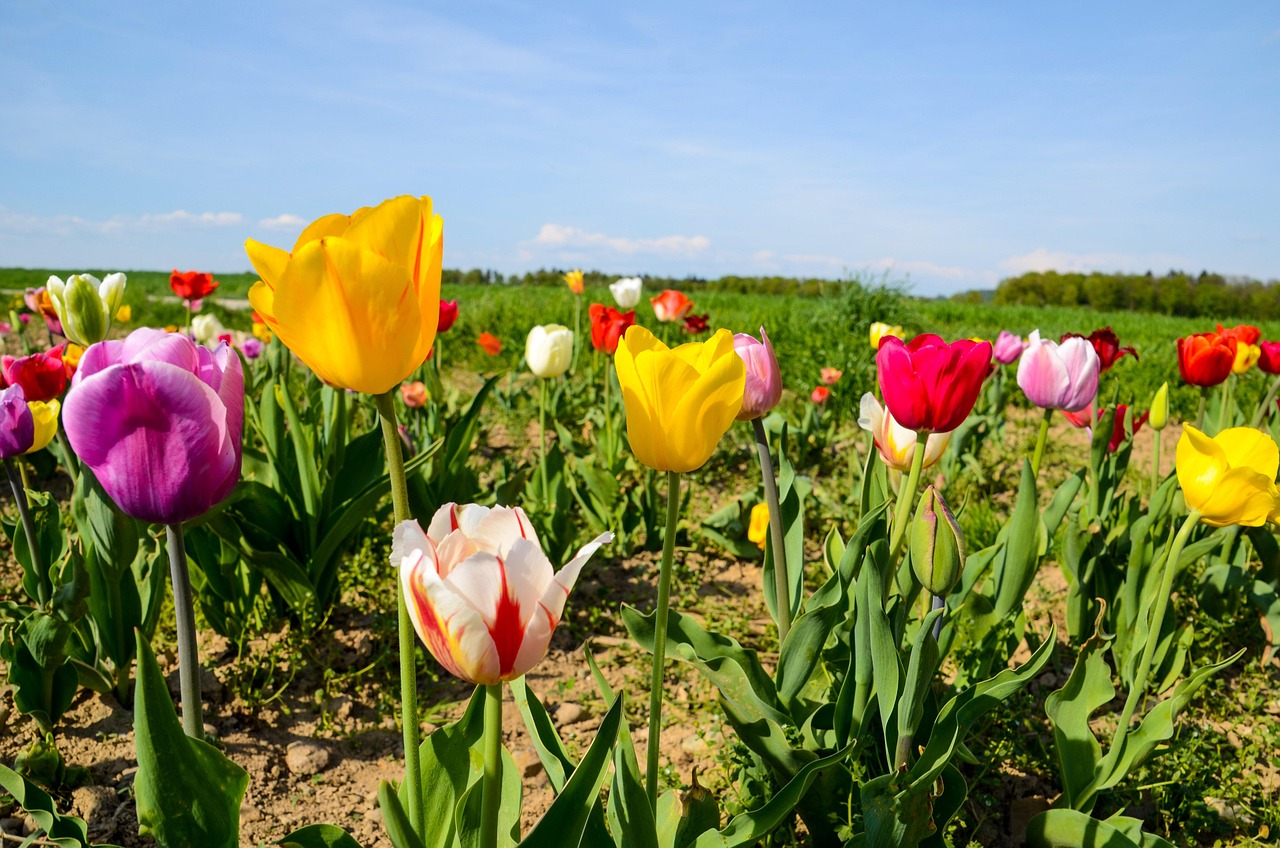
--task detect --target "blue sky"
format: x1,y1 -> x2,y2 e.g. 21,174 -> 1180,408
1,1 -> 1277,295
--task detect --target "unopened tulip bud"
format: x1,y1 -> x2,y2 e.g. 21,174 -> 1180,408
733,328 -> 782,420
910,486 -> 965,596
46,272 -> 126,346
1150,382 -> 1169,431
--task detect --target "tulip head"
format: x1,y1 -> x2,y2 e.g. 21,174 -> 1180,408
564,269 -> 585,295
395,503 -> 612,685
1259,342 -> 1280,375
1061,327 -> 1136,373
1100,405 -> 1149,452
191,313 -> 228,347
748,503 -> 769,550
993,331 -> 1027,365
3,347 -> 68,403
438,299 -> 459,333
682,313 -> 710,335
610,277 -> 643,309
869,322 -> 904,349
525,324 -> 573,379
811,385 -> 830,404
733,328 -> 782,421
1177,333 -> 1236,387
245,195 -> 443,395
401,381 -> 428,408
650,290 -> 694,323
1217,323 -> 1261,346
0,385 -> 35,459
858,393 -> 950,472
910,486 -> 965,596
477,332 -> 503,356
45,273 -> 126,347
242,337 -> 265,360
1150,382 -> 1169,430
615,326 -> 745,473
1016,330 -> 1099,412
1176,425 -> 1280,527
25,287 -> 63,336
26,400 -> 59,455
877,334 -> 993,433
170,270 -> 219,302
589,304 -> 636,355
820,367 -> 843,385
1233,343 -> 1261,375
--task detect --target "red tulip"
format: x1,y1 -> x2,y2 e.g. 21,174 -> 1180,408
477,332 -> 502,356
438,300 -> 459,333
1099,405 -> 1149,452
682,313 -> 710,334
650,290 -> 694,323
170,269 -> 219,301
1061,326 -> 1136,373
1259,341 -> 1280,375
588,304 -> 635,355
1177,333 -> 1236,387
876,334 -> 992,433
2,346 -> 68,402
1217,323 -> 1261,346
820,367 -> 843,385
811,386 -> 830,404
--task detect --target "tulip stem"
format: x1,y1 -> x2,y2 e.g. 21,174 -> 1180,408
571,295 -> 583,376
374,391 -> 423,836
1150,433 -> 1161,505
56,428 -> 79,483
1250,374 -> 1280,428
1197,387 -> 1208,432
646,470 -> 681,811
481,683 -> 503,848
4,458 -> 47,606
538,379 -> 550,505
1030,407 -> 1053,477
1219,377 -> 1233,434
165,524 -> 202,738
888,432 -> 929,566
603,358 -> 614,461
752,418 -> 791,643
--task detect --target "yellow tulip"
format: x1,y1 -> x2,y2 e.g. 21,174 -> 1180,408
1176,425 -> 1280,526
748,502 -> 770,550
869,321 -> 904,348
564,269 -> 584,295
244,195 -> 443,395
1232,343 -> 1261,375
614,326 -> 745,472
115,304 -> 132,323
26,400 -> 59,454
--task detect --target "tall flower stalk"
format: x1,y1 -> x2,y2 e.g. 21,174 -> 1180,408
646,470 -> 681,805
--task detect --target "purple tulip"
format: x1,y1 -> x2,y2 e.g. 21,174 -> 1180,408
993,330 -> 1027,365
0,385 -> 35,459
1016,330 -> 1099,412
64,328 -> 243,524
734,327 -> 783,421
242,337 -> 265,360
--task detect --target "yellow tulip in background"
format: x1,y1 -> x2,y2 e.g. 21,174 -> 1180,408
615,326 -> 746,473
869,321 -> 904,348
1232,343 -> 1261,375
244,195 -> 443,395
1176,425 -> 1280,526
748,502 -> 770,550
26,400 -> 59,455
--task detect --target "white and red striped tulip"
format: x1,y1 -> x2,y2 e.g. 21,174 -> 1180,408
394,503 -> 612,685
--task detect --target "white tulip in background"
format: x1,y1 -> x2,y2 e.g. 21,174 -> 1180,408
609,276 -> 643,309
526,324 -> 573,378
191,313 -> 228,346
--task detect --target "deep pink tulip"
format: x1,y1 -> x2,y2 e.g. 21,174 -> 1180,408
733,327 -> 782,421
64,328 -> 243,525
1016,330 -> 1099,412
876,334 -> 992,433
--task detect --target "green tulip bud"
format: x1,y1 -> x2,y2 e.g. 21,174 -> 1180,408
46,272 -> 126,346
909,486 -> 965,596
1150,381 -> 1169,430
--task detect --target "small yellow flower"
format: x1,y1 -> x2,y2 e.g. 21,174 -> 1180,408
870,322 -> 904,349
1176,425 -> 1280,526
252,319 -> 273,343
564,269 -> 584,295
26,400 -> 59,454
748,503 -> 770,550
164,324 -> 178,334
1232,343 -> 1261,375
1150,382 -> 1169,430
115,304 -> 132,323
614,326 -> 745,473
63,344 -> 84,371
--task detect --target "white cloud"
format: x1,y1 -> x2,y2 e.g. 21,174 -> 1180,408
529,223 -> 710,256
0,206 -> 245,237
259,214 -> 306,230
863,257 -> 971,280
999,247 -> 1187,276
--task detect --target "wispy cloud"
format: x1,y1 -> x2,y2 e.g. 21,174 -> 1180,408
999,247 -> 1188,276
258,214 -> 306,230
0,206 -> 244,238
528,223 -> 711,256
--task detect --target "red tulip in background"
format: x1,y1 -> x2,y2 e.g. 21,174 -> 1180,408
811,386 -> 830,404
477,332 -> 502,355
1061,326 -> 1136,373
438,300 -> 459,333
876,334 -> 993,433
1216,323 -> 1261,346
2,346 -> 68,402
1100,405 -> 1149,452
683,313 -> 710,334
170,269 -> 219,301
1258,341 -> 1280,375
1177,333 -> 1236,387
588,304 -> 636,354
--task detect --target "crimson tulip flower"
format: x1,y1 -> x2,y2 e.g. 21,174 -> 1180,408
438,300 -> 459,333
1177,333 -> 1236,387
1061,326 -> 1136,372
682,313 -> 710,334
2,346 -> 68,402
588,304 -> 636,355
1217,323 -> 1261,346
169,269 -> 219,301
477,332 -> 502,355
1100,405 -> 1149,452
1258,341 -> 1280,375
876,334 -> 993,433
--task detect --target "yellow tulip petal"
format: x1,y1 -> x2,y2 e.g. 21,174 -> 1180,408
1216,426 -> 1279,481
620,325 -> 668,357
343,195 -> 423,267
247,280 -> 278,325
410,212 -> 444,365
668,348 -> 746,471
292,213 -> 350,251
244,239 -> 290,289
634,349 -> 701,470
1176,425 -> 1229,507
1195,467 -> 1280,527
26,400 -> 59,454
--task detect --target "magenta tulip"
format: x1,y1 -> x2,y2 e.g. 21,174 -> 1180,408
993,331 -> 1027,365
63,328 -> 243,524
0,385 -> 35,459
734,327 -> 782,421
1016,330 -> 1099,412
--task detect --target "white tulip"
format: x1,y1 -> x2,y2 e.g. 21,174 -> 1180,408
609,276 -> 643,309
525,324 -> 573,378
191,313 -> 228,346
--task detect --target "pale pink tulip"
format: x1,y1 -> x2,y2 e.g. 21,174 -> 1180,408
858,393 -> 950,472
1016,330 -> 1099,412
993,331 -> 1027,365
733,327 -> 782,421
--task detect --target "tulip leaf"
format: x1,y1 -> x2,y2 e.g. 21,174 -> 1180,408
1043,610 -> 1114,809
992,460 -> 1041,619
0,761 -> 122,848
1026,810 -> 1175,848
761,425 -> 809,629
1044,469 -> 1086,538
896,607 -> 944,763
132,631 -> 248,848
380,781 -> 428,848
279,824 -> 368,848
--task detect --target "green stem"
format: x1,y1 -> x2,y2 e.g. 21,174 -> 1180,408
165,524 -> 202,738
1250,374 -> 1280,428
375,391 -> 423,835
603,357 -> 614,460
571,296 -> 582,375
752,417 -> 791,643
888,432 -> 929,564
56,427 -> 79,483
1197,387 -> 1208,432
646,470 -> 681,810
4,458 -> 47,605
538,378 -> 550,504
481,683 -> 503,848
1219,377 -> 1233,433
1030,407 -> 1053,477
1150,432 -> 1161,506
108,570 -> 130,705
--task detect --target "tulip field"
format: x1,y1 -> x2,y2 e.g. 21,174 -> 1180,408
0,199 -> 1278,848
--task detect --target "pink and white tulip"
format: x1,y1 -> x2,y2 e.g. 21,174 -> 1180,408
858,393 -> 950,472
395,503 -> 611,685
1015,330 -> 1099,412
733,327 -> 782,421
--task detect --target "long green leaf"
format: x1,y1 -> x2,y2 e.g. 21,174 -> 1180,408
278,824 -> 367,848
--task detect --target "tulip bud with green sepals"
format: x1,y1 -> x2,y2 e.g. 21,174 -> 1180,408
1150,381 -> 1169,430
909,485 -> 965,595
45,272 -> 126,346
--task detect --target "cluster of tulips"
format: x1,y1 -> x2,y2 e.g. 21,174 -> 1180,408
1,191 -> 1277,848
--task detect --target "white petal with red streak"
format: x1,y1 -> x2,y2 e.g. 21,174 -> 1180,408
399,537 -> 500,684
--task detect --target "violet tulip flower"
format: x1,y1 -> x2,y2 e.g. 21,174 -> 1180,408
1016,330 -> 1099,412
993,331 -> 1027,365
0,385 -> 35,458
63,328 -> 244,525
734,328 -> 782,421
